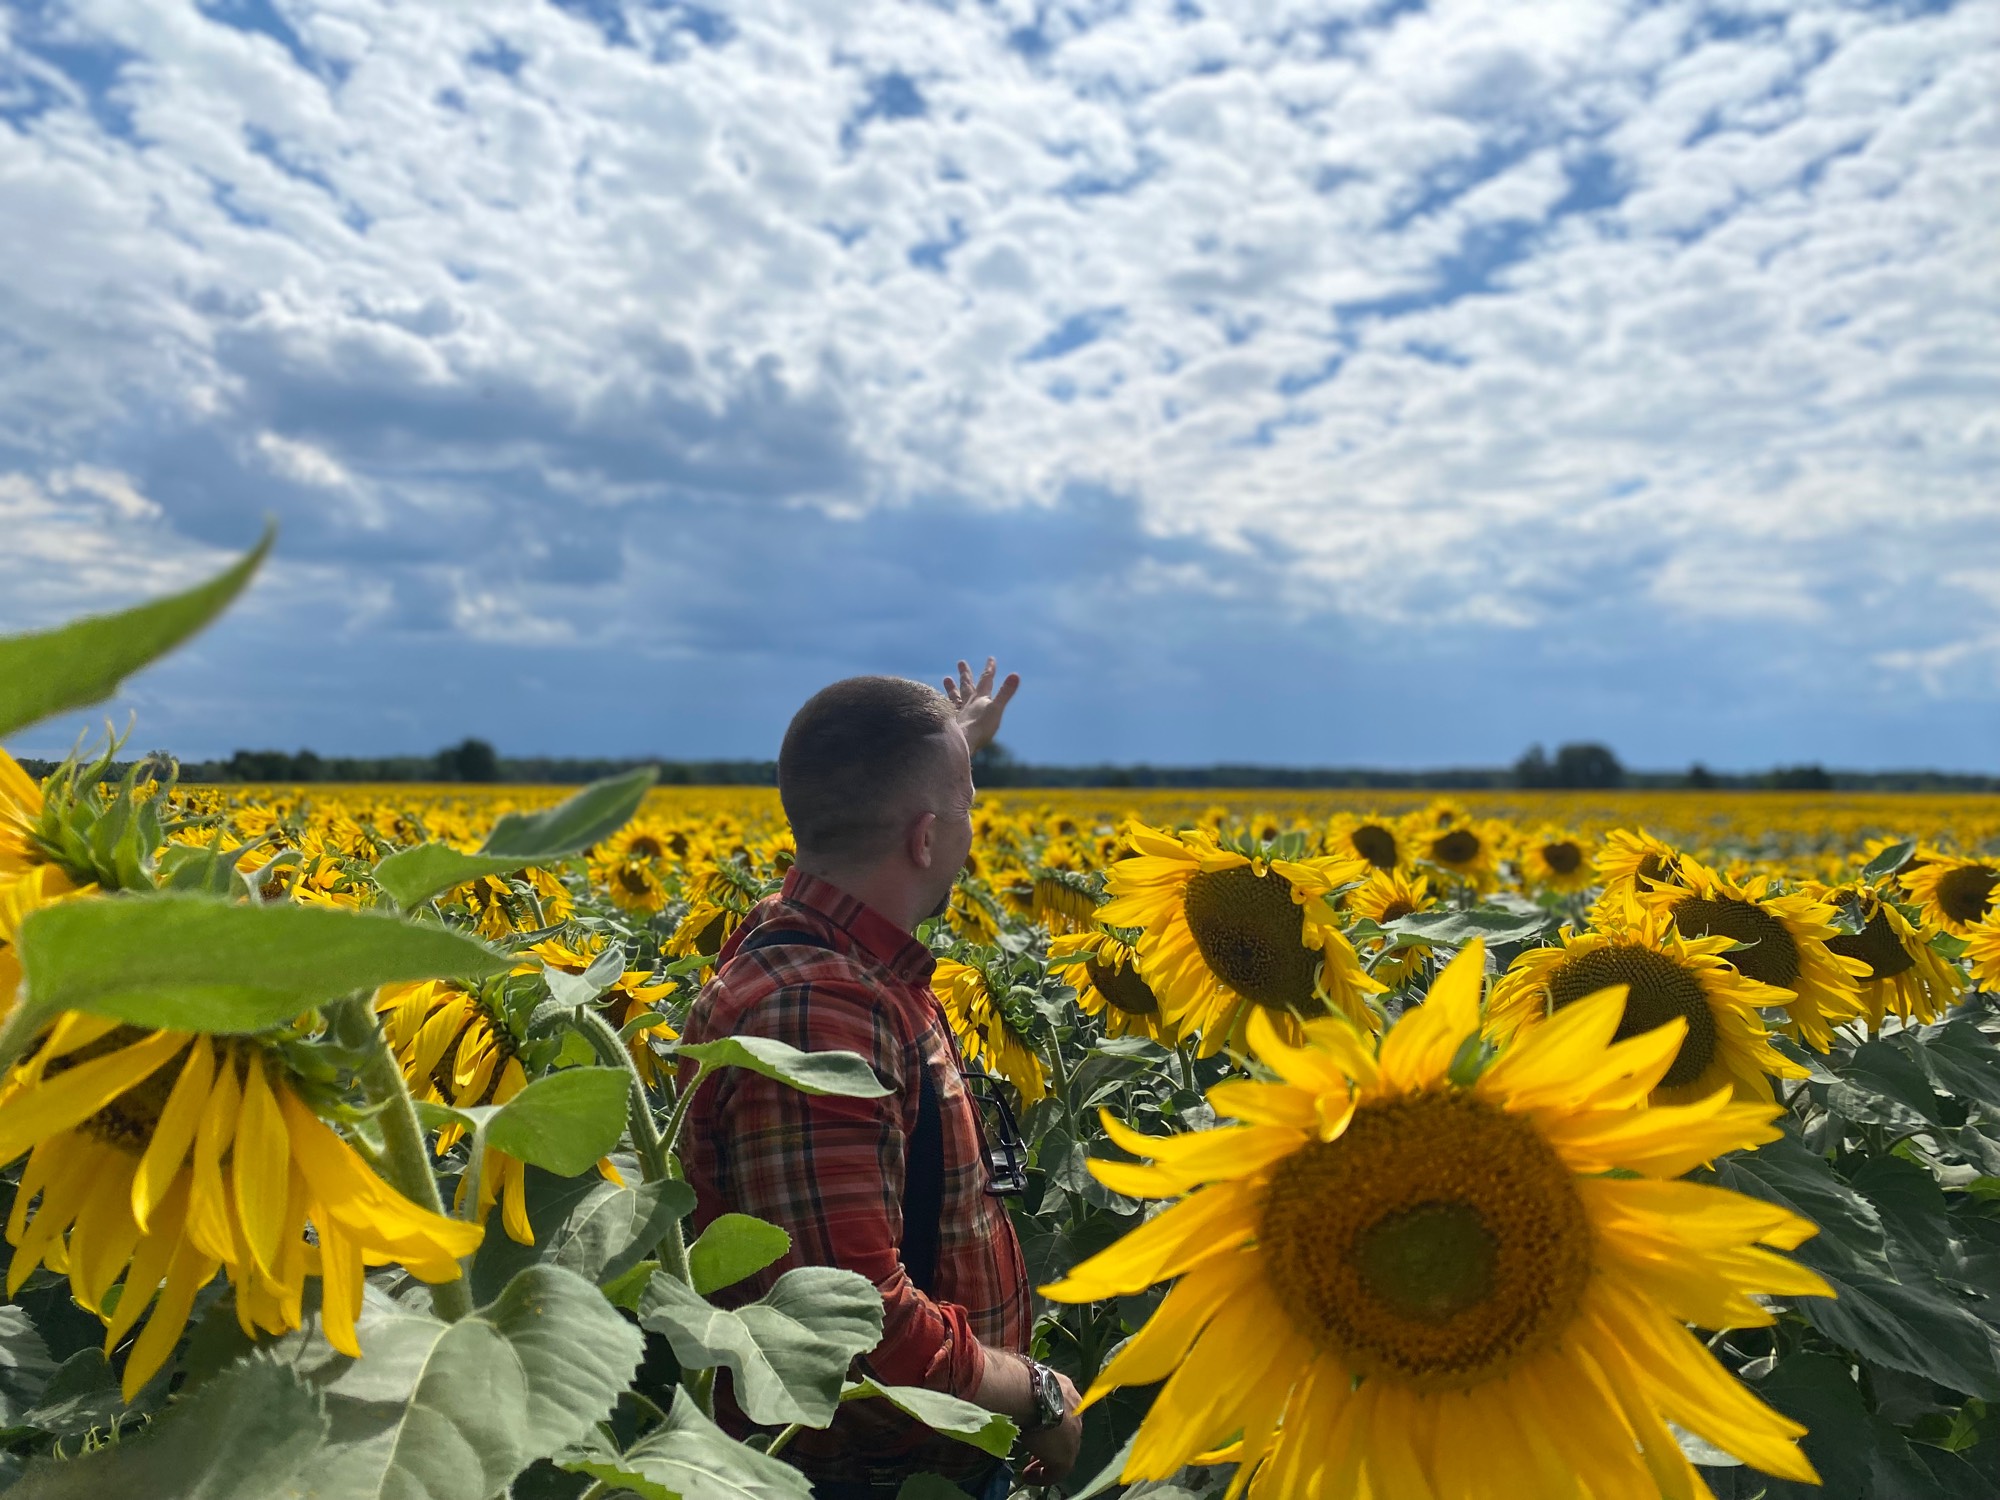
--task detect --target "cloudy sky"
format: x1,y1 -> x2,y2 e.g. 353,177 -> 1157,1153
2,0 -> 1995,771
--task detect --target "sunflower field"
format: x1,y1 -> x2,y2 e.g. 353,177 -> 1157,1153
1,542 -> 1998,1500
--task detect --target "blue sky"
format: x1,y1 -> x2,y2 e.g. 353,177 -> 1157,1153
2,0 -> 1995,771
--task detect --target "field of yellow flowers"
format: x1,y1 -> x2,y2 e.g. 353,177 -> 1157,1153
1,539 -> 1997,1500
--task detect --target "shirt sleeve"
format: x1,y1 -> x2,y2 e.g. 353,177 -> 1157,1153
694,978 -> 990,1399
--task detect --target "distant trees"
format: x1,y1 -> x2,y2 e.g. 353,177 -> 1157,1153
1685,762 -> 1718,789
434,738 -> 499,783
1514,743 -> 1625,789
1766,764 -> 1834,791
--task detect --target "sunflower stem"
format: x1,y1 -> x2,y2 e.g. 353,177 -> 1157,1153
340,996 -> 476,1322
571,1006 -> 689,1286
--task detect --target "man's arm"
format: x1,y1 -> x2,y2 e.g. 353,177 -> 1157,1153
973,1344 -> 1083,1484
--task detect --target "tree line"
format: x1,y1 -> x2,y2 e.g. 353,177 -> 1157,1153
13,738 -> 1993,792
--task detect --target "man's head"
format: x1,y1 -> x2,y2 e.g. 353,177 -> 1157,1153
778,676 -> 974,927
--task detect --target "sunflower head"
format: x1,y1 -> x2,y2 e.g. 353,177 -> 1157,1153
1100,824 -> 1380,1057
1488,911 -> 1807,1105
1042,942 -> 1828,1499
1642,857 -> 1867,1051
1902,853 -> 2000,936
1049,928 -> 1178,1046
931,954 -> 1048,1101
1519,825 -> 1596,894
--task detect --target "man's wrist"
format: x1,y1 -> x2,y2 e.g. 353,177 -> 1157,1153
1019,1358 -> 1068,1434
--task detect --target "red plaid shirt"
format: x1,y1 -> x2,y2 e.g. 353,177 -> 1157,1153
677,869 -> 1032,1484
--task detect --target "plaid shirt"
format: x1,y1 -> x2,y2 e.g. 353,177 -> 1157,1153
677,868 -> 1031,1485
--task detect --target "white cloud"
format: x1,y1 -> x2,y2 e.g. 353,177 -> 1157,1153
0,0 -> 1992,685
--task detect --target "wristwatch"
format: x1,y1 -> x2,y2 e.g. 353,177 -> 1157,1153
1023,1359 -> 1067,1433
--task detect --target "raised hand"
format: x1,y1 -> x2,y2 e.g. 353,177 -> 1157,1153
941,656 -> 1020,756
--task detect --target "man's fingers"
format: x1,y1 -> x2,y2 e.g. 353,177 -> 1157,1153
991,671 -> 1020,708
975,655 -> 997,695
957,659 -> 974,697
942,676 -> 960,703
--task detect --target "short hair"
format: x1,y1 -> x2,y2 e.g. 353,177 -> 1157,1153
779,676 -> 957,860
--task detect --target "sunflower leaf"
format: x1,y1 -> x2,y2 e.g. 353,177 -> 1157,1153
16,894 -> 513,1033
1860,841 -> 1916,884
557,1388 -> 812,1500
841,1378 -> 1017,1456
470,1169 -> 694,1305
265,1266 -> 643,1500
480,767 -> 660,859
675,1035 -> 890,1099
687,1213 -> 793,1297
10,1353 -> 327,1500
638,1265 -> 884,1427
0,527 -> 271,741
370,768 -> 657,908
482,1067 -> 632,1176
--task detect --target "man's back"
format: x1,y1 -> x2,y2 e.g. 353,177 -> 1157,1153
677,867 -> 1031,1490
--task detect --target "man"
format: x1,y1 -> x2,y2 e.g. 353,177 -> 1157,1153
678,659 -> 1083,1500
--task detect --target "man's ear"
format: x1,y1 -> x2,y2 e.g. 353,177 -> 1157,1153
906,810 -> 939,869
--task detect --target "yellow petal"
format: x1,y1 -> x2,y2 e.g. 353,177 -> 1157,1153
120,1233 -> 219,1402
187,1054 -> 242,1261
105,1173 -> 190,1348
1084,1246 -> 1257,1401
1041,1176 -> 1259,1302
132,1035 -> 215,1232
1477,984 -> 1631,1106
231,1054 -> 292,1279
316,1215 -> 364,1358
1378,939 -> 1486,1094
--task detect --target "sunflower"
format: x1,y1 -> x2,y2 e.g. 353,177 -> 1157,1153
521,936 -> 678,1083
931,957 -> 1048,1101
0,1020 -> 481,1399
1417,813 -> 1502,894
666,894 -> 747,968
1902,853 -> 2000,937
1518,826 -> 1596,895
1804,884 -> 1963,1030
1343,869 -> 1437,987
1488,912 -> 1806,1106
1047,929 -> 1178,1046
1640,858 -> 1867,1052
1032,866 -> 1102,933
375,979 -> 537,1243
601,857 -> 669,916
1100,824 -> 1379,1057
1594,827 -> 1683,897
1966,913 -> 2000,994
1323,813 -> 1410,876
0,752 -> 88,899
1042,941 -> 1827,1499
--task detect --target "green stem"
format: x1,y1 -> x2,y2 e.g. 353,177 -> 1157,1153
1175,1044 -> 1196,1097
766,1422 -> 804,1458
573,1007 -> 688,1286
342,998 -> 475,1322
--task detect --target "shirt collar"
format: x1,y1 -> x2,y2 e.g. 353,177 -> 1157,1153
779,867 -> 938,986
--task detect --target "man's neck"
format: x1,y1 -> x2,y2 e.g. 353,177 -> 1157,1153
793,857 -> 926,934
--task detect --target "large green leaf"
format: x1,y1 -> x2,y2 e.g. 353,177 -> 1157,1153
11,1354 -> 327,1500
17,893 -> 512,1033
560,1389 -> 812,1500
480,767 -> 660,858
1381,903 -> 1553,949
481,1068 -> 632,1176
1796,1269 -> 2000,1399
0,1309 -> 55,1429
1709,1130 -> 1890,1279
470,1169 -> 693,1305
687,1214 -> 793,1297
639,1264 -> 885,1426
269,1266 -> 643,1500
842,1379 -> 1017,1456
677,1036 -> 889,1099
373,768 -> 657,908
0,528 -> 271,740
